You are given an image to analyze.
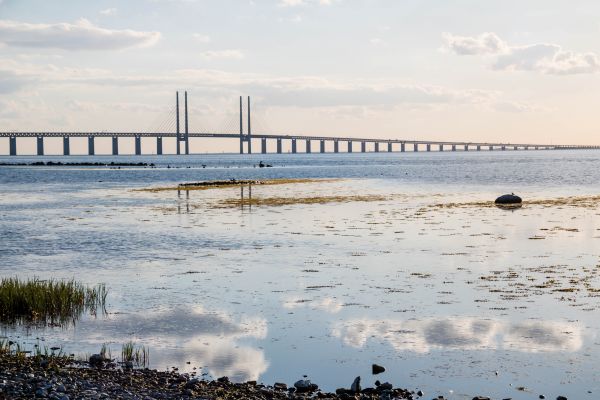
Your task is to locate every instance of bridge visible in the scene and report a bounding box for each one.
[1,92,598,156]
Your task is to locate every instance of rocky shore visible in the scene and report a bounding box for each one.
[0,353,427,400]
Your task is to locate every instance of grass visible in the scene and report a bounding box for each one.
[137,178,338,192]
[121,341,149,367]
[0,277,107,326]
[214,194,390,208]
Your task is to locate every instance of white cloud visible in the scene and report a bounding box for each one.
[278,0,339,6]
[444,32,600,75]
[99,8,117,16]
[199,49,244,60]
[443,32,508,56]
[193,33,211,43]
[0,19,160,50]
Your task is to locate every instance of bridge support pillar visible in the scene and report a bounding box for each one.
[63,136,70,156]
[361,141,366,153]
[277,139,282,154]
[37,136,44,156]
[112,137,119,156]
[525,146,529,150]
[413,143,418,152]
[513,146,518,150]
[452,144,456,151]
[476,145,481,151]
[292,139,297,154]
[157,137,163,155]
[489,146,493,151]
[9,136,16,156]
[320,140,325,153]
[388,142,392,152]
[464,144,468,151]
[401,143,405,152]
[88,136,95,156]
[426,144,431,152]
[535,146,538,150]
[501,146,506,151]
[135,136,141,155]
[375,142,379,152]
[306,139,311,153]
[347,141,352,153]
[261,138,267,154]
[334,141,339,153]
[439,144,443,152]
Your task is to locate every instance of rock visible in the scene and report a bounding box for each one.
[372,364,386,374]
[539,396,545,399]
[472,397,491,400]
[417,389,424,396]
[293,379,317,393]
[217,376,229,383]
[495,193,522,205]
[378,382,392,391]
[88,354,104,367]
[350,376,361,393]
[556,397,568,400]
[273,382,287,391]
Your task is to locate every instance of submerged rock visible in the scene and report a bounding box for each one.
[495,193,522,204]
[293,379,317,393]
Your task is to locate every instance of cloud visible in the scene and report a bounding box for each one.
[333,317,582,353]
[0,69,30,93]
[99,8,117,16]
[0,19,160,50]
[443,32,508,56]
[443,32,600,75]
[199,49,244,60]
[193,33,211,43]
[279,0,339,6]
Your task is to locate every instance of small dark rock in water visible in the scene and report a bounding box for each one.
[495,193,522,204]
[350,376,361,393]
[472,397,491,400]
[539,395,545,399]
[377,382,393,391]
[556,397,568,400]
[273,382,287,391]
[217,376,229,383]
[417,389,424,396]
[372,363,386,374]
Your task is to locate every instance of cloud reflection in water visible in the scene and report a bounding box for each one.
[332,317,582,353]
[77,306,268,381]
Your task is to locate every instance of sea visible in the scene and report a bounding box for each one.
[1,150,600,400]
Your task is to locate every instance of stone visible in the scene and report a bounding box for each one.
[350,376,361,393]
[417,390,424,396]
[378,382,393,390]
[556,397,568,400]
[372,364,386,374]
[88,354,104,367]
[273,382,287,391]
[472,397,491,400]
[294,379,317,393]
[495,193,522,205]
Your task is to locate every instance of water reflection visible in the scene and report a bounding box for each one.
[283,296,343,314]
[18,307,269,381]
[332,317,582,353]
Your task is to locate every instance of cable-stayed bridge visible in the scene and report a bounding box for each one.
[1,92,598,156]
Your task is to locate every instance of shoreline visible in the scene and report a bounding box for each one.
[0,352,423,400]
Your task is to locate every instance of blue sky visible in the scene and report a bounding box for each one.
[1,0,600,150]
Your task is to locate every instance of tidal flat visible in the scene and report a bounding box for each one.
[1,152,600,400]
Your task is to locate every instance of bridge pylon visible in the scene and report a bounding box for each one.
[239,96,252,154]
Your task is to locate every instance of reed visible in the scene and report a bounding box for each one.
[121,341,149,367]
[0,277,107,326]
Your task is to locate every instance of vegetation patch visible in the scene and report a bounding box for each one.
[138,178,338,192]
[0,277,107,326]
[213,194,389,208]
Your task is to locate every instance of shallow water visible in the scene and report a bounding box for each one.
[1,151,600,400]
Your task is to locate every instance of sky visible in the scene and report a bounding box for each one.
[1,0,600,153]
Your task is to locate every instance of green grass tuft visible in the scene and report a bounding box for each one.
[0,277,107,326]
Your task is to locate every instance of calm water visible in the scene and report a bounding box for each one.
[1,151,600,400]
